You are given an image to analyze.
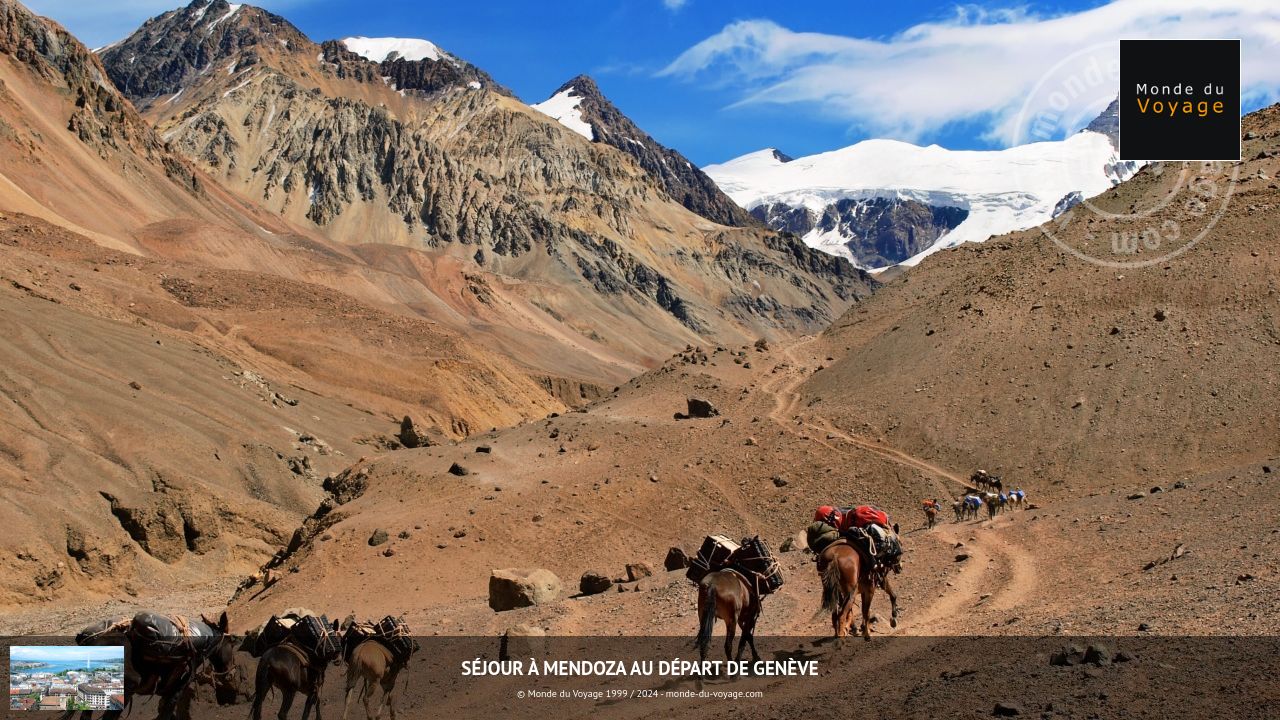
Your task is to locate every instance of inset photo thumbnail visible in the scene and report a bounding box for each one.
[8,645,125,713]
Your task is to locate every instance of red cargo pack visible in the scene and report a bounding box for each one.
[813,505,845,527]
[851,505,889,529]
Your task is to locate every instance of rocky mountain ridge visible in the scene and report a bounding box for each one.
[0,0,644,607]
[98,1,873,370]
[752,197,970,268]
[532,74,756,227]
[99,1,506,110]
[0,0,203,191]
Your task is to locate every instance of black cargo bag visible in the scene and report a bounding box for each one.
[373,616,416,659]
[732,536,784,596]
[130,612,219,665]
[293,615,341,661]
[253,616,293,658]
[686,535,741,584]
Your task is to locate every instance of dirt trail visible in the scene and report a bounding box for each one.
[758,337,1037,637]
[767,339,962,491]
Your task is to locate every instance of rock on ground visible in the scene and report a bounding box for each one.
[489,568,562,611]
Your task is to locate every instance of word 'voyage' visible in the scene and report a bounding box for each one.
[1134,98,1225,118]
[460,657,819,677]
[1133,82,1228,118]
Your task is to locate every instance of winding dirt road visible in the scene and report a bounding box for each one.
[759,337,1038,637]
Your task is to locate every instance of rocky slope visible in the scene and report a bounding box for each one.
[0,213,363,607]
[0,0,227,247]
[0,0,632,609]
[0,0,611,429]
[532,75,756,227]
[97,1,869,372]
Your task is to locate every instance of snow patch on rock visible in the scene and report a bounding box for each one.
[530,87,594,140]
[342,36,444,63]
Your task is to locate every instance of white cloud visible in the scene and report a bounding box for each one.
[661,0,1280,146]
[663,0,688,10]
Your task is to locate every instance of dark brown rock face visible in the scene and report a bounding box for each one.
[752,197,968,267]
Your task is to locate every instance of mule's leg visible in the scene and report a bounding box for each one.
[742,607,761,663]
[695,589,716,664]
[380,669,400,720]
[883,575,900,628]
[364,677,378,720]
[340,671,360,720]
[733,600,750,663]
[859,580,874,641]
[722,616,736,663]
[371,675,387,720]
[157,691,182,720]
[313,672,325,720]
[277,689,296,720]
[835,591,855,638]
[251,687,266,720]
[176,685,194,720]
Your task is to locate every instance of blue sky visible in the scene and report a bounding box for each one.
[11,645,124,662]
[24,0,1280,165]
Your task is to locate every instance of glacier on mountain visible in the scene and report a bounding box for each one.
[705,122,1140,269]
[341,36,445,63]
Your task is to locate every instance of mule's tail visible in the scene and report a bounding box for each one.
[819,557,848,617]
[695,584,718,660]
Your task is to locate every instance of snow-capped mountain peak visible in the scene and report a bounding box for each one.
[341,36,445,63]
[530,84,594,140]
[704,103,1138,270]
[528,74,755,227]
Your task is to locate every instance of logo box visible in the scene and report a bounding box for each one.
[1119,39,1240,161]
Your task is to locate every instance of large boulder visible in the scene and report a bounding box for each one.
[398,416,430,448]
[626,562,653,582]
[489,568,562,611]
[685,398,719,419]
[500,624,547,661]
[579,571,613,596]
[663,547,690,571]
